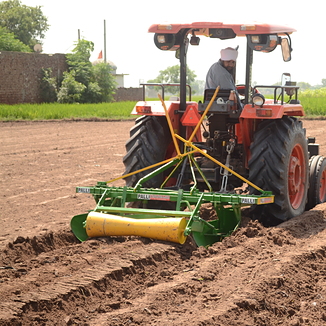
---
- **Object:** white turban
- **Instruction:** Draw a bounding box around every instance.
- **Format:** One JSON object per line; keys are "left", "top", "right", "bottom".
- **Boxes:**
{"left": 220, "top": 47, "right": 238, "bottom": 61}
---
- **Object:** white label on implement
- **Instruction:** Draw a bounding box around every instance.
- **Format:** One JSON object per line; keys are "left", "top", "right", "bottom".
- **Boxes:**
{"left": 137, "top": 194, "right": 170, "bottom": 201}
{"left": 77, "top": 187, "right": 91, "bottom": 193}
{"left": 258, "top": 197, "right": 274, "bottom": 204}
{"left": 241, "top": 197, "right": 256, "bottom": 204}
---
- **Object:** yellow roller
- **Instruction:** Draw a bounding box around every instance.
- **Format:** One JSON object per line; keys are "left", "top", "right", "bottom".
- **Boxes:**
{"left": 85, "top": 212, "right": 188, "bottom": 244}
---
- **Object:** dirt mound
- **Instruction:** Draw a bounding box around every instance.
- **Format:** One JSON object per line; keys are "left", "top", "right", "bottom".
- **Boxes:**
{"left": 1, "top": 120, "right": 326, "bottom": 325}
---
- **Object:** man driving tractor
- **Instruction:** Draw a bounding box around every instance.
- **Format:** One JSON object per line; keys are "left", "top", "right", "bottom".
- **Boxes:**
{"left": 205, "top": 47, "right": 238, "bottom": 90}
{"left": 205, "top": 46, "right": 241, "bottom": 107}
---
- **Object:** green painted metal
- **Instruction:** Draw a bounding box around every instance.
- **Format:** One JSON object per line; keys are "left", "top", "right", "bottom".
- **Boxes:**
{"left": 72, "top": 182, "right": 273, "bottom": 247}
{"left": 134, "top": 159, "right": 178, "bottom": 190}
{"left": 70, "top": 213, "right": 88, "bottom": 242}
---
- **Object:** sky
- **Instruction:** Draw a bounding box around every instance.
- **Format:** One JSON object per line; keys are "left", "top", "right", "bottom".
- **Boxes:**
{"left": 21, "top": 0, "right": 326, "bottom": 88}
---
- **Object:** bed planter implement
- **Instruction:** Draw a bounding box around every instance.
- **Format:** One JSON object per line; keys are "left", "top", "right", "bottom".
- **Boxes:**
{"left": 71, "top": 88, "right": 274, "bottom": 247}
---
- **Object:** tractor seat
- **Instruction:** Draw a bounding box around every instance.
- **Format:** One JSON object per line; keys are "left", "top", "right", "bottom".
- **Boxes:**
{"left": 204, "top": 88, "right": 232, "bottom": 103}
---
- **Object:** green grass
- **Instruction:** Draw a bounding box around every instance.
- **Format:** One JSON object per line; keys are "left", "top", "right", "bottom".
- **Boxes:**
{"left": 0, "top": 88, "right": 325, "bottom": 121}
{"left": 0, "top": 101, "right": 137, "bottom": 121}
{"left": 299, "top": 88, "right": 326, "bottom": 116}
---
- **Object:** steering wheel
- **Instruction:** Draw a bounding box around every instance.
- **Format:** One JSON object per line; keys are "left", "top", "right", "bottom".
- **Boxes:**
{"left": 236, "top": 84, "right": 246, "bottom": 96}
{"left": 236, "top": 84, "right": 260, "bottom": 103}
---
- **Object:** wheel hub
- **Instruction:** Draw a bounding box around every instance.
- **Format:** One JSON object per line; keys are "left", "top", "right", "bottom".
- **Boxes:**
{"left": 288, "top": 156, "right": 301, "bottom": 194}
{"left": 288, "top": 144, "right": 306, "bottom": 209}
{"left": 319, "top": 169, "right": 326, "bottom": 202}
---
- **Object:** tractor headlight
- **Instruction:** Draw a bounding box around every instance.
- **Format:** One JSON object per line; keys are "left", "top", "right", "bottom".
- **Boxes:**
{"left": 251, "top": 35, "right": 261, "bottom": 43}
{"left": 157, "top": 35, "right": 167, "bottom": 43}
{"left": 154, "top": 33, "right": 179, "bottom": 51}
{"left": 252, "top": 93, "right": 265, "bottom": 107}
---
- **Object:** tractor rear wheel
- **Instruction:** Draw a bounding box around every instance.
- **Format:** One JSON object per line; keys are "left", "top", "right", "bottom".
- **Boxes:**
{"left": 248, "top": 116, "right": 309, "bottom": 225}
{"left": 306, "top": 155, "right": 326, "bottom": 209}
{"left": 123, "top": 115, "right": 172, "bottom": 188}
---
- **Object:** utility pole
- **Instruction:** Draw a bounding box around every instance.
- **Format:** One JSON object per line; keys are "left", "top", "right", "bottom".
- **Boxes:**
{"left": 104, "top": 20, "right": 107, "bottom": 63}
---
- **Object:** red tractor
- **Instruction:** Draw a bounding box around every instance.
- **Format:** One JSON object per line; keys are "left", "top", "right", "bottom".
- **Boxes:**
{"left": 123, "top": 22, "right": 326, "bottom": 225}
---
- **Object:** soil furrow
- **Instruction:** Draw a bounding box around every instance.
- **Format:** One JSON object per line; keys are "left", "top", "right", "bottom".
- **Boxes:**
{"left": 89, "top": 216, "right": 326, "bottom": 326}
{"left": 1, "top": 120, "right": 326, "bottom": 325}
{"left": 0, "top": 232, "right": 196, "bottom": 325}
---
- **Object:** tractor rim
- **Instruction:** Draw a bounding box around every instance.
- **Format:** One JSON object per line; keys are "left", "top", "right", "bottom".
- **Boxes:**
{"left": 288, "top": 143, "right": 306, "bottom": 209}
{"left": 319, "top": 168, "right": 326, "bottom": 202}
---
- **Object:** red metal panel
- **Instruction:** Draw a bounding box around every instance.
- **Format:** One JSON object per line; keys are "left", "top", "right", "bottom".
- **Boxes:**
{"left": 240, "top": 104, "right": 304, "bottom": 119}
{"left": 180, "top": 104, "right": 201, "bottom": 126}
{"left": 148, "top": 22, "right": 296, "bottom": 35}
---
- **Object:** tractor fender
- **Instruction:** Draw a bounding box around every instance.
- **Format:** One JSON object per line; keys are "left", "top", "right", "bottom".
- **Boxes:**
{"left": 131, "top": 101, "right": 201, "bottom": 140}
{"left": 131, "top": 100, "right": 199, "bottom": 116}
{"left": 240, "top": 103, "right": 304, "bottom": 119}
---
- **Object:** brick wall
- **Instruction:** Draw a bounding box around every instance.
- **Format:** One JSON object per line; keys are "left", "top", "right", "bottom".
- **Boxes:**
{"left": 0, "top": 51, "right": 142, "bottom": 104}
{"left": 0, "top": 51, "right": 68, "bottom": 104}
{"left": 114, "top": 87, "right": 143, "bottom": 102}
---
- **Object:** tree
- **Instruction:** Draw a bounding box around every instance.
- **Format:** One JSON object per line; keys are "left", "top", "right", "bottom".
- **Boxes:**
{"left": 0, "top": 26, "right": 31, "bottom": 51}
{"left": 66, "top": 39, "right": 94, "bottom": 87}
{"left": 322, "top": 79, "right": 326, "bottom": 87}
{"left": 191, "top": 79, "right": 205, "bottom": 96}
{"left": 147, "top": 65, "right": 197, "bottom": 95}
{"left": 46, "top": 39, "right": 117, "bottom": 104}
{"left": 297, "top": 82, "right": 312, "bottom": 91}
{"left": 0, "top": 0, "right": 49, "bottom": 50}
{"left": 92, "top": 62, "right": 117, "bottom": 102}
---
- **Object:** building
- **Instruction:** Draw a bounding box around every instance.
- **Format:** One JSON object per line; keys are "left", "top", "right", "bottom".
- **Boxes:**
{"left": 92, "top": 58, "right": 128, "bottom": 88}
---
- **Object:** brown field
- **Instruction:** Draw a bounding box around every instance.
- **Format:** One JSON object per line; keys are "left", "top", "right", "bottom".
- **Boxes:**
{"left": 1, "top": 119, "right": 326, "bottom": 325}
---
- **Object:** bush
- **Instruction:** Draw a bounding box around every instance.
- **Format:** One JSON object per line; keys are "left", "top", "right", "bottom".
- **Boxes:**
{"left": 40, "top": 68, "right": 57, "bottom": 102}
{"left": 82, "top": 82, "right": 102, "bottom": 103}
{"left": 92, "top": 62, "right": 116, "bottom": 102}
{"left": 57, "top": 71, "right": 86, "bottom": 103}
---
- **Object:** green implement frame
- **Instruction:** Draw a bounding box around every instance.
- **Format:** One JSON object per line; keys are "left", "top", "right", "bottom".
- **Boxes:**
{"left": 71, "top": 179, "right": 273, "bottom": 247}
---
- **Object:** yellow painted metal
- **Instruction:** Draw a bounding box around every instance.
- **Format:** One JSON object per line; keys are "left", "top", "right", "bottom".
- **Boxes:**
{"left": 107, "top": 156, "right": 177, "bottom": 184}
{"left": 106, "top": 150, "right": 197, "bottom": 184}
{"left": 158, "top": 93, "right": 181, "bottom": 157}
{"left": 106, "top": 87, "right": 220, "bottom": 185}
{"left": 85, "top": 212, "right": 188, "bottom": 244}
{"left": 105, "top": 86, "right": 264, "bottom": 194}
{"left": 188, "top": 86, "right": 220, "bottom": 142}
{"left": 174, "top": 134, "right": 264, "bottom": 193}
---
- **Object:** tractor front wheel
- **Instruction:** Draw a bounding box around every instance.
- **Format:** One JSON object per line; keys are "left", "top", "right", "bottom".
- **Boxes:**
{"left": 249, "top": 116, "right": 309, "bottom": 225}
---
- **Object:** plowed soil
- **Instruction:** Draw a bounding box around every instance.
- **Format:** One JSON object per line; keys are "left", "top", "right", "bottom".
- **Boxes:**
{"left": 1, "top": 119, "right": 326, "bottom": 326}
